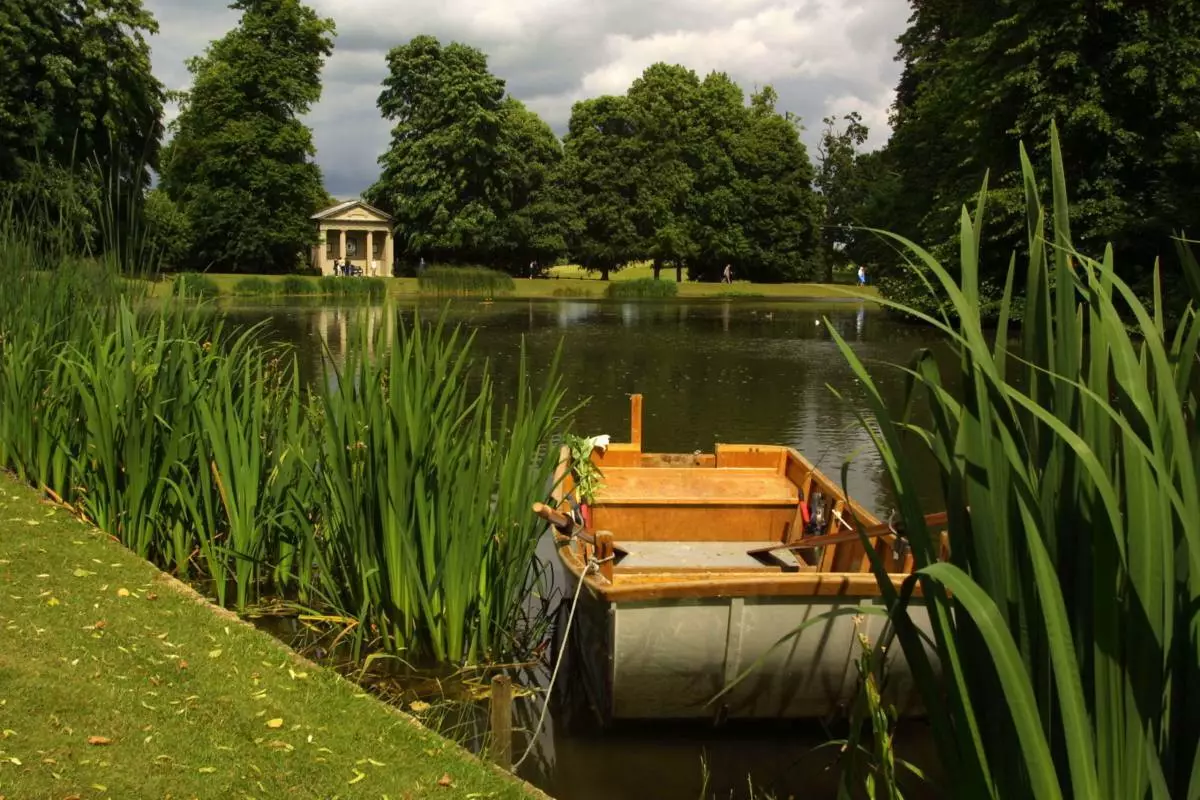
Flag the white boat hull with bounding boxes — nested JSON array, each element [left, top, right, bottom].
[[570, 589, 935, 723]]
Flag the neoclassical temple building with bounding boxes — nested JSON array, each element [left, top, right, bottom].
[[310, 200, 395, 276]]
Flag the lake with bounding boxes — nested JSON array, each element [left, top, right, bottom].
[[221, 296, 950, 799]]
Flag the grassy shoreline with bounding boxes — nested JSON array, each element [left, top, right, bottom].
[[0, 474, 543, 800], [146, 271, 880, 302]]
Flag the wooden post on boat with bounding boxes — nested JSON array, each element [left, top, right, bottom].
[[488, 674, 513, 770], [629, 393, 643, 448], [595, 531, 615, 583]]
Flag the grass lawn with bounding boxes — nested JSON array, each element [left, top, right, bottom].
[[0, 475, 543, 800], [148, 269, 878, 302]]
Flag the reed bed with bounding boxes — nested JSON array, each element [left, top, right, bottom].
[[317, 275, 388, 299], [833, 125, 1200, 797], [418, 266, 515, 296], [173, 271, 219, 298], [605, 277, 678, 298], [232, 276, 275, 295], [0, 219, 569, 665], [278, 274, 318, 295]]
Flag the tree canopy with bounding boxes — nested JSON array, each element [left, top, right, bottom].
[[365, 36, 565, 271], [881, 0, 1200, 286], [560, 66, 821, 282], [0, 0, 164, 245], [160, 0, 334, 273]]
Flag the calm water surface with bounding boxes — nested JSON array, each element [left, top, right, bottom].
[[224, 297, 950, 799]]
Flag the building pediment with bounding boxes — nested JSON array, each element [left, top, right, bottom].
[[311, 200, 392, 225]]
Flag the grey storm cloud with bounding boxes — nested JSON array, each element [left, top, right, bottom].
[[143, 0, 910, 197]]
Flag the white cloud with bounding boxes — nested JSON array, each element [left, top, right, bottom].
[[143, 0, 909, 196]]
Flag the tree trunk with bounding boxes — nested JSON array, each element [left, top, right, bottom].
[[676, 263, 683, 282], [653, 259, 662, 280], [601, 266, 610, 282], [823, 252, 833, 284]]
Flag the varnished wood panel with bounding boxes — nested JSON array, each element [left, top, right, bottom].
[[592, 505, 795, 542]]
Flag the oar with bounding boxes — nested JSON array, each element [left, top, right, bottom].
[[532, 502, 600, 545], [746, 511, 949, 556]]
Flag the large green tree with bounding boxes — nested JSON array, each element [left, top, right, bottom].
[[814, 112, 870, 282], [888, 0, 1200, 284], [724, 87, 821, 283], [366, 36, 565, 271], [559, 95, 643, 280], [561, 65, 820, 282], [0, 0, 164, 246], [160, 0, 334, 273]]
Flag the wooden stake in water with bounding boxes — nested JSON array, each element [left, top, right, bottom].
[[489, 674, 513, 770]]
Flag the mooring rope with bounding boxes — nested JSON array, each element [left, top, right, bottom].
[[511, 555, 598, 772]]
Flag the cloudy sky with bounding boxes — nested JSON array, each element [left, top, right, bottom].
[[144, 0, 911, 198]]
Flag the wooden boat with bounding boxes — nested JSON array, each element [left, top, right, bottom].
[[537, 395, 945, 725]]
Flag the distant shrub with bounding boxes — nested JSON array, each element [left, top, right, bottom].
[[316, 276, 388, 299], [605, 278, 678, 299], [418, 266, 514, 296], [173, 272, 219, 298], [233, 276, 274, 296], [277, 275, 317, 295], [551, 286, 596, 298]]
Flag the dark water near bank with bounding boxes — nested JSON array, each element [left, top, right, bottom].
[[223, 297, 950, 799]]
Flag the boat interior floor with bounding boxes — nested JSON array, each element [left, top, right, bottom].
[[612, 540, 809, 571]]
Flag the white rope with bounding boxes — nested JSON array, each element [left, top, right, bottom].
[[511, 556, 596, 771]]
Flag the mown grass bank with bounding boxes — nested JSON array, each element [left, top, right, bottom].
[[0, 475, 542, 800]]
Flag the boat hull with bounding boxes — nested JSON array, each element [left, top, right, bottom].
[[567, 584, 933, 723]]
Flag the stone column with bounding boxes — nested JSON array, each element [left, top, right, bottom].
[[338, 229, 347, 266], [384, 230, 395, 277], [366, 230, 375, 276]]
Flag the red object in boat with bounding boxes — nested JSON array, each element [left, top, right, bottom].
[[580, 502, 592, 530]]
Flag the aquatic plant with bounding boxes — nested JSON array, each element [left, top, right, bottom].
[[418, 266, 515, 297], [277, 275, 317, 295], [833, 124, 1200, 798], [604, 278, 678, 299], [0, 199, 571, 655], [317, 275, 388, 299], [309, 311, 570, 663], [173, 272, 219, 298], [233, 276, 275, 295]]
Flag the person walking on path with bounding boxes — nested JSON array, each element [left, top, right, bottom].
[[857, 264, 867, 286], [722, 263, 732, 284]]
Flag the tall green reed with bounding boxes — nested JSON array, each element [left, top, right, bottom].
[[832, 123, 1200, 798], [1, 195, 573, 665], [418, 266, 515, 297], [310, 309, 569, 663]]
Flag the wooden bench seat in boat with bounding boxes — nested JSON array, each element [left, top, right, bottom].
[[591, 467, 800, 542], [594, 467, 798, 506]]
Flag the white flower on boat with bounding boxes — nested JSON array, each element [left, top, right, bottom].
[[587, 434, 611, 453]]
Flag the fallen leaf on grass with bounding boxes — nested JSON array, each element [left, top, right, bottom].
[[439, 773, 455, 787], [117, 588, 130, 598], [207, 649, 222, 659], [197, 766, 216, 774], [177, 660, 188, 671], [409, 701, 431, 714], [348, 769, 366, 785], [92, 621, 106, 630], [46, 597, 59, 607], [266, 718, 283, 729], [87, 736, 112, 746], [146, 592, 158, 601]]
